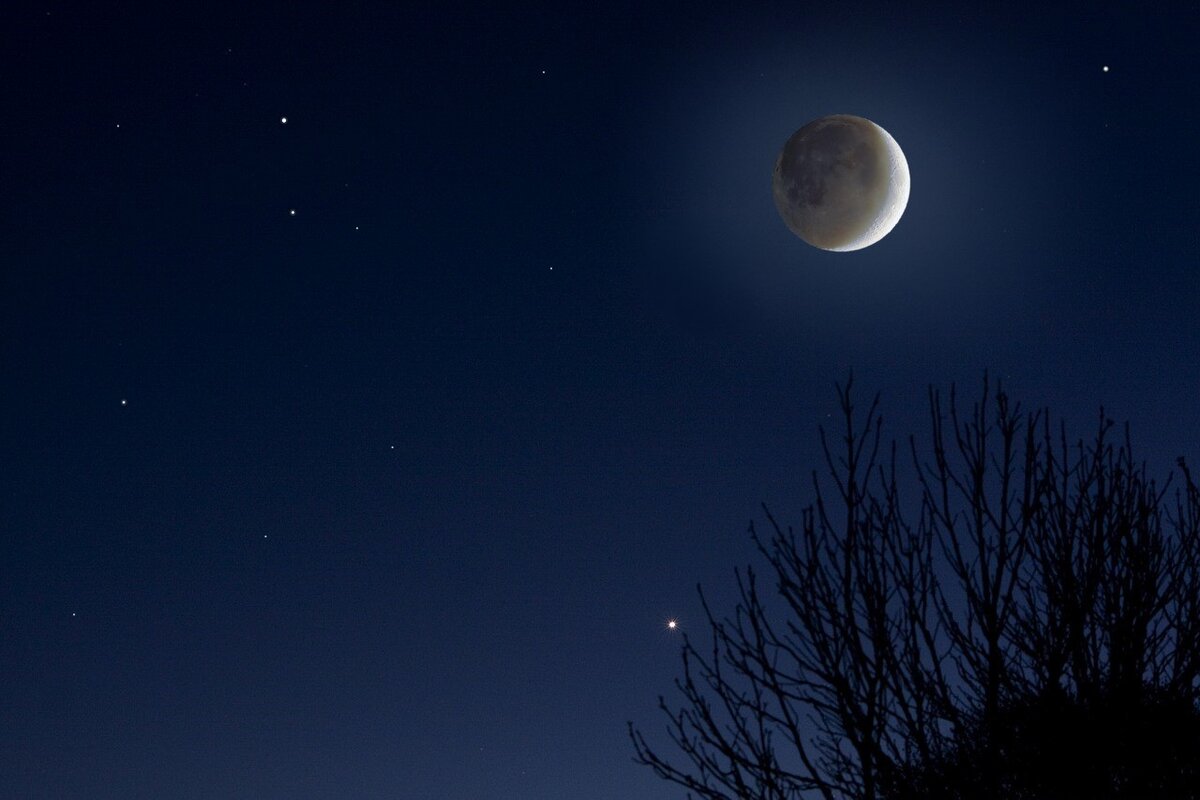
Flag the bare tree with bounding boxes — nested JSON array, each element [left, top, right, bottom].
[[629, 377, 1200, 799]]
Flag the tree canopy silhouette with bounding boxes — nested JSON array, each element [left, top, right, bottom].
[[629, 378, 1200, 799]]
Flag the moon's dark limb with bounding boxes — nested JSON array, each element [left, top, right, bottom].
[[772, 114, 909, 252]]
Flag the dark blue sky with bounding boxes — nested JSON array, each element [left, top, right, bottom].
[[2, 2, 1198, 797]]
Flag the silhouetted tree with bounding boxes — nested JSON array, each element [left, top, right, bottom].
[[629, 377, 1200, 799]]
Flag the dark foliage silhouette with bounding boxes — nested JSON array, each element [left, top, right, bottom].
[[881, 682, 1200, 800], [629, 378, 1200, 799]]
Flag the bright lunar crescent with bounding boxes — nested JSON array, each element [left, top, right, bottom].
[[772, 114, 910, 252]]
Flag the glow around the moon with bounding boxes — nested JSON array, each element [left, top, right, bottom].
[[772, 114, 910, 252]]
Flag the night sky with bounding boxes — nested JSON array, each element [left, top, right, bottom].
[[3, 2, 1199, 798]]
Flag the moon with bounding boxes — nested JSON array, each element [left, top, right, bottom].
[[772, 114, 910, 252]]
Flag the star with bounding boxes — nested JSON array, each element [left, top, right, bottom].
[[1102, 65, 1110, 72], [281, 116, 288, 124], [120, 399, 127, 406], [289, 209, 296, 216], [666, 619, 678, 630]]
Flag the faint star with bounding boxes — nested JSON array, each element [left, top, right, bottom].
[[120, 399, 127, 406]]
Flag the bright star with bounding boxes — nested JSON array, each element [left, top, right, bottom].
[[667, 619, 678, 630]]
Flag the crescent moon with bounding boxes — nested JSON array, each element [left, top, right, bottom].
[[772, 115, 910, 252]]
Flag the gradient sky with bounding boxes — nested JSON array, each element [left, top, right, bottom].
[[3, 2, 1199, 798]]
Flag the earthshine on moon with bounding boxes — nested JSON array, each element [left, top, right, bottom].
[[772, 114, 910, 252]]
